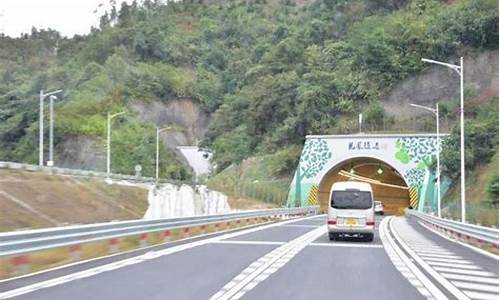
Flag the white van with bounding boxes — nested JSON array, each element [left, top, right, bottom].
[[327, 181, 375, 242]]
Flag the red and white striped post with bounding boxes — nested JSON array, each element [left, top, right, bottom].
[[139, 233, 148, 248], [69, 244, 82, 261], [11, 255, 30, 275], [109, 238, 120, 253]]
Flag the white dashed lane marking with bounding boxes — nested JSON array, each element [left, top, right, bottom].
[[210, 226, 326, 300], [0, 215, 323, 299], [211, 241, 286, 246]]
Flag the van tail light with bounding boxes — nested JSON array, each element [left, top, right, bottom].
[[327, 220, 336, 225], [366, 221, 375, 226]]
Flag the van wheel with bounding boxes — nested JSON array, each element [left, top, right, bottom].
[[365, 233, 374, 242], [329, 233, 336, 241]]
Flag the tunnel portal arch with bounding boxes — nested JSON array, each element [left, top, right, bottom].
[[286, 134, 448, 213], [317, 156, 410, 214]]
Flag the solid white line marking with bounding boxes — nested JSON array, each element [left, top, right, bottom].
[[0, 215, 322, 299], [308, 242, 383, 249], [463, 290, 500, 300], [211, 240, 286, 246], [441, 273, 499, 285], [451, 281, 499, 293]]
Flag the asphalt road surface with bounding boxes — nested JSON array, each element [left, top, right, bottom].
[[0, 214, 498, 300]]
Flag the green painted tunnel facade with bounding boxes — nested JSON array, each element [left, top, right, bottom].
[[286, 134, 450, 213]]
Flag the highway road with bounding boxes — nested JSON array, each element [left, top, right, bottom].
[[0, 214, 498, 300]]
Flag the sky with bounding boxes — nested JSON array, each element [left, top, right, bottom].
[[0, 0, 133, 37]]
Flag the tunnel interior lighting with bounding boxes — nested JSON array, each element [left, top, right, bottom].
[[349, 163, 355, 174], [338, 170, 408, 190], [377, 164, 383, 175]]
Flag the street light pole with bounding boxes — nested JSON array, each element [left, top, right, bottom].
[[39, 90, 44, 166], [459, 57, 465, 223], [156, 127, 171, 181], [38, 89, 62, 166], [107, 111, 126, 177], [410, 103, 441, 218], [48, 95, 57, 167], [421, 57, 465, 222], [436, 103, 441, 219]]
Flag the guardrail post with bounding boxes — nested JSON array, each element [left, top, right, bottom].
[[109, 238, 120, 253], [11, 255, 30, 275], [139, 233, 148, 248], [163, 230, 171, 242], [69, 244, 82, 261]]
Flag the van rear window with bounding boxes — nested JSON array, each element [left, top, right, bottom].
[[331, 191, 372, 209]]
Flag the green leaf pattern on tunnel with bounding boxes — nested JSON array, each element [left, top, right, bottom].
[[404, 167, 426, 188], [300, 138, 332, 180], [395, 137, 438, 187], [395, 137, 437, 166]]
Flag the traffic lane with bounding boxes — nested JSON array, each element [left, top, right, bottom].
[[0, 220, 282, 293], [0, 216, 322, 292], [241, 246, 425, 300], [225, 225, 315, 243], [9, 243, 279, 300], [407, 216, 499, 275], [283, 215, 326, 226], [312, 215, 384, 245]]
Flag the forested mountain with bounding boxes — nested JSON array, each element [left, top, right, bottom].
[[0, 0, 497, 181]]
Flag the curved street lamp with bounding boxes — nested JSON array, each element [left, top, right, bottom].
[[39, 89, 62, 166], [410, 103, 441, 218], [421, 57, 465, 222]]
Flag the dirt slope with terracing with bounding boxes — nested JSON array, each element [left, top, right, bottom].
[[0, 169, 148, 232]]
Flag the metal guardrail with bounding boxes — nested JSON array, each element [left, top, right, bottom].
[[406, 209, 499, 247], [0, 161, 190, 185], [0, 207, 319, 257]]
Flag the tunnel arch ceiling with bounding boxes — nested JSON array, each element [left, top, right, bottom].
[[318, 157, 410, 215], [286, 134, 449, 213]]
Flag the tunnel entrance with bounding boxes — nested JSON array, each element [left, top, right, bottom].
[[318, 157, 410, 215], [286, 134, 447, 212]]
